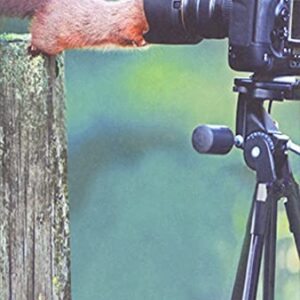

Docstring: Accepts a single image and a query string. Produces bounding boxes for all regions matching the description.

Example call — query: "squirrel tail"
[0,0,47,18]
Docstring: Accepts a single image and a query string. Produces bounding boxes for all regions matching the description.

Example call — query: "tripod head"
[192,75,300,300]
[192,76,300,158]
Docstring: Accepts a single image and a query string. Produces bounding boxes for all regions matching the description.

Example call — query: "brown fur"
[1,0,149,55]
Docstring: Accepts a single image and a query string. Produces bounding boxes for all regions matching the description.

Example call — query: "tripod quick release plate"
[234,77,300,101]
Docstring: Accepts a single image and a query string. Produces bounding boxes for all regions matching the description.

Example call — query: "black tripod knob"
[192,125,235,155]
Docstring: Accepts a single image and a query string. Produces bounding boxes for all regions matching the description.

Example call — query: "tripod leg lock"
[251,184,269,236]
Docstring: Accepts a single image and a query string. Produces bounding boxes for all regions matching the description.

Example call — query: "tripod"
[192,76,300,300]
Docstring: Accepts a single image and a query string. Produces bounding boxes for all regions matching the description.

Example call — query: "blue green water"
[66,44,300,299]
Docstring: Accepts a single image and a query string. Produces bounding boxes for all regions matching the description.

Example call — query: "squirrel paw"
[30,21,64,56]
[27,45,44,57]
[115,0,149,48]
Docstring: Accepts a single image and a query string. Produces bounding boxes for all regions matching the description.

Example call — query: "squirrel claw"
[27,45,43,58]
[132,38,147,47]
[122,36,147,48]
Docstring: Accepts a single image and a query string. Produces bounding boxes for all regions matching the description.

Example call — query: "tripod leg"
[285,176,300,258]
[231,184,271,300]
[263,195,278,300]
[242,235,264,300]
[231,201,254,300]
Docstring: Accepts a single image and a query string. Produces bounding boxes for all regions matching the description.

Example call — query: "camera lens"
[182,0,232,39]
[143,0,232,44]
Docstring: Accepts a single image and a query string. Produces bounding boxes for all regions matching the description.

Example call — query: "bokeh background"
[1,16,300,300]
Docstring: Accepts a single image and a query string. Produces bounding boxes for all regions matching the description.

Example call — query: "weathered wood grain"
[0,34,71,300]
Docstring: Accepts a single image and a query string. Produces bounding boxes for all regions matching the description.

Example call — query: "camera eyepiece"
[143,0,232,44]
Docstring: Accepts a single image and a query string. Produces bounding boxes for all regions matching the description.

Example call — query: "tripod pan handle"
[192,125,234,155]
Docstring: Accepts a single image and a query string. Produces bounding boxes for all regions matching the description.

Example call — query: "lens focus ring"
[182,0,231,39]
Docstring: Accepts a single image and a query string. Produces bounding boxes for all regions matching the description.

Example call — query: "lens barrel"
[143,0,232,44]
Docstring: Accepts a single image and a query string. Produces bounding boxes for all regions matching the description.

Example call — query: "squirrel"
[1,0,149,55]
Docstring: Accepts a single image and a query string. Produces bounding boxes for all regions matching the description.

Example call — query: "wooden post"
[0,34,71,300]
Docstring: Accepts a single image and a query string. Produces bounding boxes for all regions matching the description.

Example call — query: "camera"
[143,0,300,76]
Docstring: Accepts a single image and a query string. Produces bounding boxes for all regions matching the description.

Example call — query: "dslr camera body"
[143,0,300,76]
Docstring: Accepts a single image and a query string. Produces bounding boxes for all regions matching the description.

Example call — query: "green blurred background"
[1,17,300,300]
